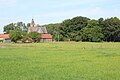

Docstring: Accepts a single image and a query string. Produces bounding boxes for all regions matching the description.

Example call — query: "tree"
[71,16,90,30]
[103,17,120,41]
[28,32,41,42]
[9,30,23,42]
[45,23,63,41]
[87,19,99,28]
[21,32,28,42]
[4,22,27,33]
[16,22,27,32]
[98,18,104,28]
[81,20,104,42]
[61,16,90,41]
[76,35,81,42]
[81,26,104,42]
[4,23,15,33]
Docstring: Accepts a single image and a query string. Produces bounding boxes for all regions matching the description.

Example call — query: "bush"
[28,32,41,42]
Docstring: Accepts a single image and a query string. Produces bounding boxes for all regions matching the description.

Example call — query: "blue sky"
[0,0,120,33]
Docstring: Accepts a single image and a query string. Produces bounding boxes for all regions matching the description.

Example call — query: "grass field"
[0,42,120,80]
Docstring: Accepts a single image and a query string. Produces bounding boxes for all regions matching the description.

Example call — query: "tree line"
[46,16,120,42]
[3,16,120,42]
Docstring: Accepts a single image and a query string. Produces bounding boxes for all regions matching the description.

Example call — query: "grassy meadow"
[0,42,120,80]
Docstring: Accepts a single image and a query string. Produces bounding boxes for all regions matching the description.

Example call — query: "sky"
[0,0,120,33]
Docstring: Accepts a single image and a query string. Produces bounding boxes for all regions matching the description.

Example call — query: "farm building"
[40,34,52,42]
[0,34,10,43]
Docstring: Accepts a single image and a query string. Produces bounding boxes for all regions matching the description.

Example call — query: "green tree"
[81,20,104,42]
[103,17,120,41]
[98,18,104,28]
[76,35,81,42]
[16,22,27,32]
[61,16,90,41]
[81,26,104,42]
[4,23,15,33]
[45,23,63,41]
[87,19,99,28]
[9,30,23,42]
[21,32,28,42]
[4,22,27,33]
[28,32,41,42]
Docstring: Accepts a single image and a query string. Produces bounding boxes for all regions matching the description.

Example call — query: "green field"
[0,42,120,80]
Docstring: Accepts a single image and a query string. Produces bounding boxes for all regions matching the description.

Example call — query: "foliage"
[28,32,41,42]
[80,20,104,42]
[4,22,27,34]
[102,17,120,42]
[81,26,104,42]
[45,23,63,41]
[21,32,28,42]
[60,16,90,41]
[0,40,3,42]
[9,30,23,42]
[4,23,15,34]
[75,35,81,42]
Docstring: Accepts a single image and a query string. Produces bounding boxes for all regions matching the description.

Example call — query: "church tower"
[28,19,48,33]
[30,19,35,27]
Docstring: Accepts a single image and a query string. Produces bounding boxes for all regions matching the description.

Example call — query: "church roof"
[28,26,48,34]
[28,19,48,34]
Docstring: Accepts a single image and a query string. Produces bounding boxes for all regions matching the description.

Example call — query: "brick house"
[0,34,10,43]
[40,34,52,42]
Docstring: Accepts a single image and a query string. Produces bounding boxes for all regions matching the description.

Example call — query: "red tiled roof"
[0,34,9,39]
[41,34,52,39]
[27,38,33,41]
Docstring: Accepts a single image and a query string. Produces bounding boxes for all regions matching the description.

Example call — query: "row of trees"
[4,16,120,42]
[46,16,120,42]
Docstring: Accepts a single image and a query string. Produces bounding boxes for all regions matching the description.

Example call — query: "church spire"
[31,19,35,27]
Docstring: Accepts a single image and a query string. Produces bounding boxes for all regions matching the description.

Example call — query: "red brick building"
[0,34,10,43]
[40,34,52,42]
